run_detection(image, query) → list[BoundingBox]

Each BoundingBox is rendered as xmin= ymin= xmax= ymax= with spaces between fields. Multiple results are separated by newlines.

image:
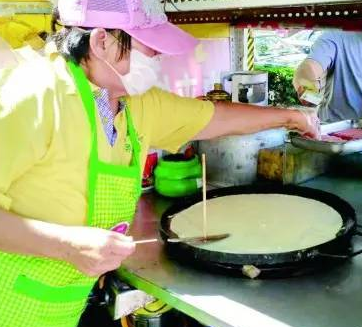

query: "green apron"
xmin=0 ymin=61 xmax=142 ymax=327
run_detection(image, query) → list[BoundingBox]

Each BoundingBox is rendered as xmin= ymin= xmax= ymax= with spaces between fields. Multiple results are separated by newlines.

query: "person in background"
xmin=293 ymin=31 xmax=362 ymax=122
xmin=0 ymin=0 xmax=320 ymax=326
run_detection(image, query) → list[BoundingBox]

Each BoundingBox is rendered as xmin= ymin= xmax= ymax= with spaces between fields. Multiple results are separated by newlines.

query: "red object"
xmin=142 ymin=152 xmax=158 ymax=188
xmin=321 ymin=135 xmax=345 ymax=143
xmin=184 ymin=144 xmax=196 ymax=159
xmin=330 ymin=128 xmax=362 ymax=141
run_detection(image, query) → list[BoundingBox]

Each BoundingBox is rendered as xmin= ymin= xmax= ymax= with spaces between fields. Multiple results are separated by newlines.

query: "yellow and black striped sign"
xmin=247 ymin=29 xmax=255 ymax=71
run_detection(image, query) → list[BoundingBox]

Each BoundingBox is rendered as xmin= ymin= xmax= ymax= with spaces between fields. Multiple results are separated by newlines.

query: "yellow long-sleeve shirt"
xmin=0 ymin=49 xmax=214 ymax=226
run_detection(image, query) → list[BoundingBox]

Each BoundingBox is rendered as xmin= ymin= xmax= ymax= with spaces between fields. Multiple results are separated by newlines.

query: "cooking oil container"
xmin=206 ymin=83 xmax=231 ymax=102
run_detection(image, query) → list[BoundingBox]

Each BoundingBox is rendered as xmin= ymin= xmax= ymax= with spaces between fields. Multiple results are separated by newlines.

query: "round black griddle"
xmin=160 ymin=185 xmax=361 ymax=278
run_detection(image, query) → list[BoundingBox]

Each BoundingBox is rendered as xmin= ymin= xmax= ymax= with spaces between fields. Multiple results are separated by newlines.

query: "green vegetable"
xmin=255 ymin=65 xmax=299 ymax=106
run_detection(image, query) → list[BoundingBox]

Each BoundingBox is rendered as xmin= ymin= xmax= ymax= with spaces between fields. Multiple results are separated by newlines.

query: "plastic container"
xmin=154 ymin=154 xmax=202 ymax=197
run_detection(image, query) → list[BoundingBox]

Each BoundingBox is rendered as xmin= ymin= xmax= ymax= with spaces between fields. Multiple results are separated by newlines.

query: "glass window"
xmin=253 ymin=29 xmax=325 ymax=106
xmin=254 ymin=29 xmax=324 ymax=68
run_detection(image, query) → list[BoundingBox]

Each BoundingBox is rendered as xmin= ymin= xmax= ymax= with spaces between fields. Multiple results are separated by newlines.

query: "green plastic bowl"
xmin=155 ymin=154 xmax=201 ymax=180
xmin=154 ymin=154 xmax=202 ymax=197
xmin=155 ymin=178 xmax=201 ymax=198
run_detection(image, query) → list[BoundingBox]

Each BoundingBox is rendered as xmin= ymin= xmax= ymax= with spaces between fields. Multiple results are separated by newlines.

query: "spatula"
xmin=134 ymin=233 xmax=230 ymax=245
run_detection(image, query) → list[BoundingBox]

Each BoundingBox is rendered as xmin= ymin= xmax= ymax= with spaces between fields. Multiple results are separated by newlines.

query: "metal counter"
xmin=117 ymin=176 xmax=362 ymax=327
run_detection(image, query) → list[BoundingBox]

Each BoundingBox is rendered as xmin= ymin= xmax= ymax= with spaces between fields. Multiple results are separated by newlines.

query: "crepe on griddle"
xmin=170 ymin=194 xmax=343 ymax=254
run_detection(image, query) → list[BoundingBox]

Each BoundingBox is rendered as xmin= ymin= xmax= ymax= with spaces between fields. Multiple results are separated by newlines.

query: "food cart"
xmin=2 ymin=1 xmax=362 ymax=327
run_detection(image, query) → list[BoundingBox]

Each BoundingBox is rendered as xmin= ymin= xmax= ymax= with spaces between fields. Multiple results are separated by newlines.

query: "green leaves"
xmin=256 ymin=65 xmax=299 ymax=106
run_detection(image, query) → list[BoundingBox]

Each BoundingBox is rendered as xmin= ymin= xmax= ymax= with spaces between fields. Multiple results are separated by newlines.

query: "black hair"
xmin=51 ymin=7 xmax=131 ymax=64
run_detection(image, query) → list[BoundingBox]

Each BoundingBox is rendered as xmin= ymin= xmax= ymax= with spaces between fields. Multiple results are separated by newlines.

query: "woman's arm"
xmin=0 ymin=208 xmax=69 ymax=258
xmin=0 ymin=208 xmax=135 ymax=277
xmin=193 ymin=101 xmax=319 ymax=140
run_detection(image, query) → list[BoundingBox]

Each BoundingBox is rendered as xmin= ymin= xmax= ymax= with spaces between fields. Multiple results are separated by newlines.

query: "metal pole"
xmin=246 ymin=28 xmax=255 ymax=71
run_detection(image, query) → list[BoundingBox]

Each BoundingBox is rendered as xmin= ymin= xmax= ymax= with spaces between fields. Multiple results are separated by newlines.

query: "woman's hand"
xmin=291 ymin=109 xmax=321 ymax=140
xmin=61 ymin=226 xmax=135 ymax=277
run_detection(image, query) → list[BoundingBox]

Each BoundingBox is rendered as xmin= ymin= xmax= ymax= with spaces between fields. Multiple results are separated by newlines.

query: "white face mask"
xmin=104 ymin=49 xmax=162 ymax=96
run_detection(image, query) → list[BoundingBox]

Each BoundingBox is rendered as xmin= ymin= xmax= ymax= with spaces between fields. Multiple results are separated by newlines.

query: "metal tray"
xmin=290 ymin=120 xmax=362 ymax=155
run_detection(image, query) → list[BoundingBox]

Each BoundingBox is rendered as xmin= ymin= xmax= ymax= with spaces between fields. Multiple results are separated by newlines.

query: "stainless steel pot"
xmin=198 ymin=129 xmax=285 ymax=187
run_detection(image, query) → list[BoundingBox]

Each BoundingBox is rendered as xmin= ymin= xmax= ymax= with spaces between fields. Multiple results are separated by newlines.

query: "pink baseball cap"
xmin=58 ymin=0 xmax=198 ymax=55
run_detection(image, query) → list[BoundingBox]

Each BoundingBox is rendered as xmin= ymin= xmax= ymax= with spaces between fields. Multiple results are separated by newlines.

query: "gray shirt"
xmin=308 ymin=31 xmax=362 ymax=121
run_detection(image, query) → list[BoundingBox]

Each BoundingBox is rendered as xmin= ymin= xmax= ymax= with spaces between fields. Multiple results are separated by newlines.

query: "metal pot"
xmin=198 ymin=129 xmax=285 ymax=187
xmin=126 ymin=300 xmax=174 ymax=327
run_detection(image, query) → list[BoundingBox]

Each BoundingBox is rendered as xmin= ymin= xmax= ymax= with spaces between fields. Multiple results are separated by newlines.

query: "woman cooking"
xmin=0 ymin=0 xmax=320 ymax=326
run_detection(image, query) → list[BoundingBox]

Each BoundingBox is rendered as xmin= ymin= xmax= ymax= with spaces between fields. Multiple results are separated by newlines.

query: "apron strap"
xmin=67 ymin=61 xmax=140 ymax=165
xmin=67 ymin=61 xmax=98 ymax=161
xmin=124 ymin=104 xmax=141 ymax=166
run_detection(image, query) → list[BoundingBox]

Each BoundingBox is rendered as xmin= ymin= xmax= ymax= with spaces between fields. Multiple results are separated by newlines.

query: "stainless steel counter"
xmin=117 ymin=176 xmax=362 ymax=327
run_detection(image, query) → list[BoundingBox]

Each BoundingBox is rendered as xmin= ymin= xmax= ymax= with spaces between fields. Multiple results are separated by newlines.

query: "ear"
xmin=89 ymin=28 xmax=108 ymax=60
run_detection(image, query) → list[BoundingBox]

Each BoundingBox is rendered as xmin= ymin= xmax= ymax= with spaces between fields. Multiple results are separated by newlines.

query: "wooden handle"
xmin=202 ymin=153 xmax=207 ymax=239
xmin=134 ymin=238 xmax=159 ymax=244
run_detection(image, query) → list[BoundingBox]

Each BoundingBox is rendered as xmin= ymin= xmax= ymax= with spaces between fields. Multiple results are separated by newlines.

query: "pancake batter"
xmin=171 ymin=194 xmax=343 ymax=254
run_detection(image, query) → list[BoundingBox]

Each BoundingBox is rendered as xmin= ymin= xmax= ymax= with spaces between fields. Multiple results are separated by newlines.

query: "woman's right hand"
xmin=60 ymin=226 xmax=136 ymax=277
xmin=291 ymin=109 xmax=321 ymax=140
